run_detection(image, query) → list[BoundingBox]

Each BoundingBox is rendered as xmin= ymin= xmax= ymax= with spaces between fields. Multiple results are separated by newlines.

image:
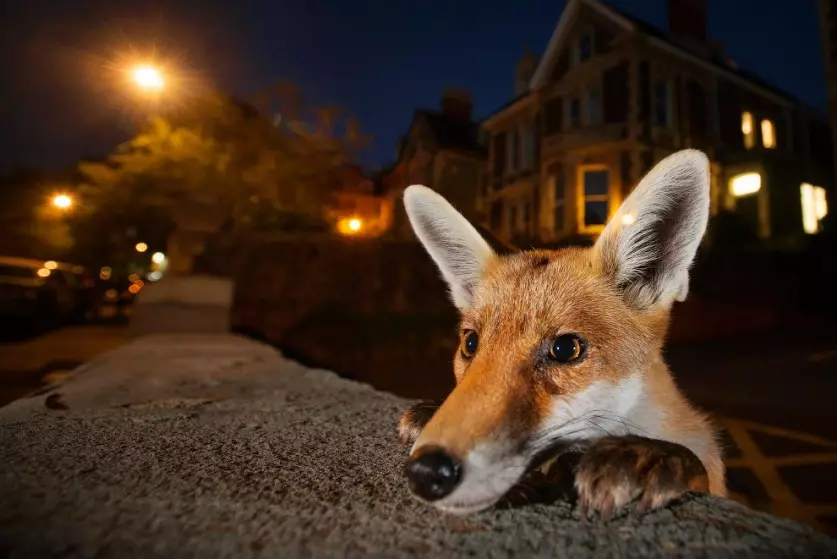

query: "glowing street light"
xmin=51 ymin=193 xmax=73 ymax=210
xmin=135 ymin=242 xmax=148 ymax=253
xmin=348 ymin=218 xmax=362 ymax=232
xmin=132 ymin=65 xmax=165 ymax=91
xmin=151 ymin=252 xmax=166 ymax=264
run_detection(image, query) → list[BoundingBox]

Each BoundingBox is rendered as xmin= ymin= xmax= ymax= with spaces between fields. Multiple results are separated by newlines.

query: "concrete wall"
xmin=228 ymin=239 xmax=834 ymax=399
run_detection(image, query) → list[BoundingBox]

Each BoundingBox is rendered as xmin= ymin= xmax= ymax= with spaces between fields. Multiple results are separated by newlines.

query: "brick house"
xmin=481 ymin=0 xmax=833 ymax=247
xmin=383 ymin=90 xmax=488 ymax=238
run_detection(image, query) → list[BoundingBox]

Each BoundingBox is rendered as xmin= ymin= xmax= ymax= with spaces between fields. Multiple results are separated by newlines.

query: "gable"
xmin=530 ymin=0 xmax=634 ymax=89
xmin=397 ymin=114 xmax=436 ymax=163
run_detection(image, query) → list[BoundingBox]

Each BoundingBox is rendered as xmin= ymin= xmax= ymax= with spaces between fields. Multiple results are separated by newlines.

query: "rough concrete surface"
xmin=1 ymin=335 xmax=835 ymax=558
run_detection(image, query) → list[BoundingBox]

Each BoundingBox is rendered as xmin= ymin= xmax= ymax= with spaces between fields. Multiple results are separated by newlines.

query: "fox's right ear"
xmin=404 ymin=185 xmax=495 ymax=309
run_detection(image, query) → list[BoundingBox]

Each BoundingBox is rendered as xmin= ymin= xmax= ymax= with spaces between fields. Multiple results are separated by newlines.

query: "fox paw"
xmin=574 ymin=435 xmax=709 ymax=520
xmin=397 ymin=401 xmax=441 ymax=446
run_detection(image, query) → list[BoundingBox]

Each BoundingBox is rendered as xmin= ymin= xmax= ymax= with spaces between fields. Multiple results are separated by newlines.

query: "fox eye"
xmin=461 ymin=330 xmax=479 ymax=359
xmin=549 ymin=334 xmax=586 ymax=363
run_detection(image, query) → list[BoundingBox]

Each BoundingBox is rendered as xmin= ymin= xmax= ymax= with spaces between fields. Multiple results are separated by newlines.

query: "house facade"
xmin=383 ymin=90 xmax=488 ymax=238
xmin=481 ymin=0 xmax=833 ymax=247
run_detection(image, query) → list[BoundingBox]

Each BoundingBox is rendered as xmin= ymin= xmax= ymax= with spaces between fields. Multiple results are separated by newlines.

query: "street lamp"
xmin=51 ymin=193 xmax=73 ymax=210
xmin=132 ymin=65 xmax=165 ymax=91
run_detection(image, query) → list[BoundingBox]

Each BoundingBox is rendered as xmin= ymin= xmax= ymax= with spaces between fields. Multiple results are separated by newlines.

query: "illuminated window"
xmin=761 ymin=119 xmax=776 ymax=148
xmin=729 ymin=172 xmax=761 ymax=197
xmin=801 ymin=183 xmax=828 ymax=234
xmin=741 ymin=112 xmax=756 ymax=149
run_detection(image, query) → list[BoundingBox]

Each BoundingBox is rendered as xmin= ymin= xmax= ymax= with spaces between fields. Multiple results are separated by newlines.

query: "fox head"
xmin=401 ymin=149 xmax=710 ymax=514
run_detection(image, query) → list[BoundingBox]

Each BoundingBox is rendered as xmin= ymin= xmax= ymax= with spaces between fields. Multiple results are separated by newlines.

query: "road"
xmin=0 ymin=325 xmax=130 ymax=407
xmin=668 ymin=329 xmax=837 ymax=441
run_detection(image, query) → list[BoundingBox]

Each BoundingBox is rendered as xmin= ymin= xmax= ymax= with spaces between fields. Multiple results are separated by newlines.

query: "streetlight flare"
xmin=132 ymin=65 xmax=165 ymax=91
xmin=51 ymin=194 xmax=73 ymax=209
xmin=135 ymin=242 xmax=149 ymax=253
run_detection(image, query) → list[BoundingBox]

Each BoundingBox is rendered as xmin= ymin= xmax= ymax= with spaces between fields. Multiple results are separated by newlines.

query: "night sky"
xmin=0 ymin=0 xmax=826 ymax=174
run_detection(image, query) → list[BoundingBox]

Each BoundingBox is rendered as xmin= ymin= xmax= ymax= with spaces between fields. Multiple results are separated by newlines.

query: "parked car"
xmin=0 ymin=256 xmax=76 ymax=329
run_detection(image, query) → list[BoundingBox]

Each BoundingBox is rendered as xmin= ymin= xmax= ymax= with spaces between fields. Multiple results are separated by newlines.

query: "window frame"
xmin=577 ymin=164 xmax=611 ymax=234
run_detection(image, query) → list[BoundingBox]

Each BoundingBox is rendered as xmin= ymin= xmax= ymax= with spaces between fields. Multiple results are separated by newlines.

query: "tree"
xmin=79 ymin=85 xmax=367 ymax=275
xmin=0 ymin=169 xmax=78 ymax=258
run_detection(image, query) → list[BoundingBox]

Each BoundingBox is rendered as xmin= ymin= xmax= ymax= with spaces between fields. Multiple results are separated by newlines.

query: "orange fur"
xmin=414 ymin=248 xmax=726 ymax=496
xmin=404 ymin=150 xmax=725 ymax=513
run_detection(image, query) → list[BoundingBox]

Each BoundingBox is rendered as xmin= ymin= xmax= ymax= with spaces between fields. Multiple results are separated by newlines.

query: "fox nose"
xmin=405 ymin=446 xmax=462 ymax=501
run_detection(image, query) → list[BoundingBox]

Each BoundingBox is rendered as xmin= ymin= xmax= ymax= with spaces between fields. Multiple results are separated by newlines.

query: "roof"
xmin=415 ymin=110 xmax=487 ymax=156
xmin=480 ymin=92 xmax=533 ymax=126
xmin=527 ymin=0 xmax=822 ymax=113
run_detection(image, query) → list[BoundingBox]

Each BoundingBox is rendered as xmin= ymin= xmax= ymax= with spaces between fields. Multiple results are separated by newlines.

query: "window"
xmin=569 ymin=97 xmax=581 ymax=129
xmin=492 ymin=132 xmax=506 ymax=178
xmin=729 ymin=172 xmax=761 ymax=197
xmin=741 ymin=111 xmax=756 ymax=149
xmin=653 ymin=78 xmax=672 ymax=127
xmin=552 ymin=166 xmax=566 ymax=233
xmin=574 ymin=31 xmax=592 ymax=64
xmin=586 ymin=87 xmax=602 ymax=126
xmin=761 ymin=119 xmax=776 ymax=148
xmin=801 ymin=183 xmax=828 ymax=233
xmin=521 ymin=125 xmax=535 ymax=170
xmin=544 ymin=96 xmax=563 ymax=135
xmin=508 ymin=129 xmax=520 ymax=172
xmin=580 ymin=166 xmax=610 ymax=230
xmin=520 ymin=201 xmax=531 ymax=234
xmin=490 ymin=201 xmax=503 ymax=231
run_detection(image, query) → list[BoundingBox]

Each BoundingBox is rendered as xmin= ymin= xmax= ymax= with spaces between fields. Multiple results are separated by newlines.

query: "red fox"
xmin=398 ymin=149 xmax=725 ymax=516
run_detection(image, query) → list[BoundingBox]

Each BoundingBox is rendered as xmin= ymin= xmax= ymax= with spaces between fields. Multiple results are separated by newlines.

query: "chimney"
xmin=668 ymin=0 xmax=708 ymax=44
xmin=440 ymin=89 xmax=473 ymax=122
xmin=515 ymin=46 xmax=539 ymax=96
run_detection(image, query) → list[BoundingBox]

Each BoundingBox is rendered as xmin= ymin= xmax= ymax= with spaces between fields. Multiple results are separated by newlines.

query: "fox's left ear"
xmin=594 ymin=149 xmax=710 ymax=309
xmin=404 ymin=185 xmax=495 ymax=309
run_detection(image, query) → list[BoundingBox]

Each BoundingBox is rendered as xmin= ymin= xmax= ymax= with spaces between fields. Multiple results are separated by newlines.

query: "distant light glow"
xmin=44 ymin=260 xmax=58 ymax=270
xmin=128 ymin=284 xmax=141 ymax=294
xmin=51 ymin=194 xmax=72 ymax=209
xmin=132 ymin=65 xmax=165 ymax=91
xmin=128 ymin=273 xmax=140 ymax=283
xmin=147 ymin=270 xmax=163 ymax=282
xmin=741 ymin=112 xmax=755 ymax=149
xmin=337 ymin=216 xmax=365 ymax=236
xmin=36 ymin=268 xmax=51 ymax=278
xmin=801 ymin=183 xmax=828 ymax=234
xmin=730 ymin=172 xmax=761 ymax=197
xmin=135 ymin=242 xmax=148 ymax=253
xmin=151 ymin=252 xmax=166 ymax=264
xmin=100 ymin=266 xmax=112 ymax=281
xmin=761 ymin=119 xmax=776 ymax=149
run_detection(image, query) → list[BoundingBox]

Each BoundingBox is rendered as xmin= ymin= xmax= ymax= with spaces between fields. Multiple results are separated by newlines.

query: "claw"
xmin=600 ymin=494 xmax=615 ymax=523
xmin=578 ymin=497 xmax=589 ymax=519
xmin=636 ymin=494 xmax=650 ymax=515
